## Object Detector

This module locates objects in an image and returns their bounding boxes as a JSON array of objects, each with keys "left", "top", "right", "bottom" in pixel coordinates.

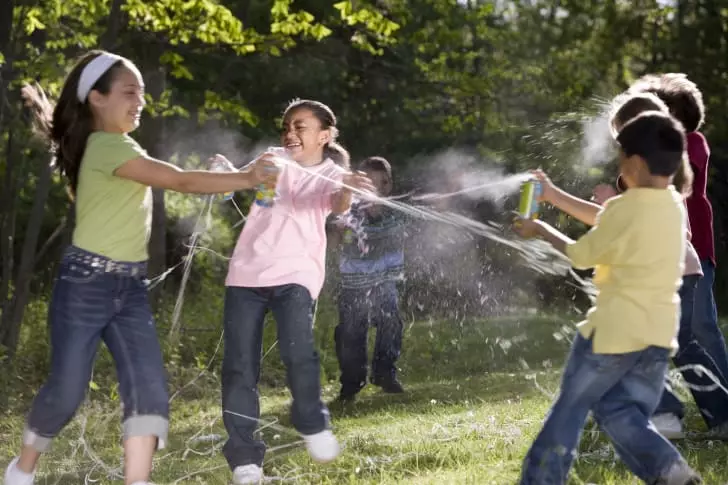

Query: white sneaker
[
  {"left": 302, "top": 430, "right": 340, "bottom": 463},
  {"left": 232, "top": 464, "right": 263, "bottom": 485},
  {"left": 652, "top": 413, "right": 685, "bottom": 440},
  {"left": 660, "top": 460, "right": 702, "bottom": 485},
  {"left": 4, "top": 458, "right": 35, "bottom": 485}
]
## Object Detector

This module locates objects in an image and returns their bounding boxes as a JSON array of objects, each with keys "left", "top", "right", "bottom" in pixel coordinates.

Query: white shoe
[
  {"left": 4, "top": 458, "right": 35, "bottom": 485},
  {"left": 652, "top": 413, "right": 685, "bottom": 440},
  {"left": 232, "top": 464, "right": 264, "bottom": 484},
  {"left": 302, "top": 430, "right": 340, "bottom": 463},
  {"left": 660, "top": 460, "right": 702, "bottom": 485}
]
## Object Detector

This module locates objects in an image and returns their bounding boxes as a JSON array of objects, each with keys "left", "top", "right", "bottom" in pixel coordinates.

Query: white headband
[{"left": 76, "top": 52, "right": 126, "bottom": 102}]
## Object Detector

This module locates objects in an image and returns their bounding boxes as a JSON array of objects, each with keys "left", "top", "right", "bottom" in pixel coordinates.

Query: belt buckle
[{"left": 104, "top": 260, "right": 117, "bottom": 273}]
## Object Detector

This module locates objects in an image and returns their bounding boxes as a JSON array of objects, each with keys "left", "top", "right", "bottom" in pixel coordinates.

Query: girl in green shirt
[{"left": 4, "top": 50, "right": 277, "bottom": 485}]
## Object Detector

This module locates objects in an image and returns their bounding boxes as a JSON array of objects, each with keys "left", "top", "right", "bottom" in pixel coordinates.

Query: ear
[
  {"left": 87, "top": 90, "right": 106, "bottom": 108},
  {"left": 318, "top": 129, "right": 331, "bottom": 146}
]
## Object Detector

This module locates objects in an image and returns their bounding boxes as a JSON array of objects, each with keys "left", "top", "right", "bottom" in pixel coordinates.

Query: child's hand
[
  {"left": 512, "top": 215, "right": 544, "bottom": 239},
  {"left": 592, "top": 184, "right": 617, "bottom": 205},
  {"left": 248, "top": 152, "right": 280, "bottom": 187},
  {"left": 530, "top": 169, "right": 556, "bottom": 203},
  {"left": 342, "top": 171, "right": 376, "bottom": 195}
]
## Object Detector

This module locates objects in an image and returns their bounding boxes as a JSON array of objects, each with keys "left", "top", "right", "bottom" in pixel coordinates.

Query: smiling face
[
  {"left": 280, "top": 108, "right": 330, "bottom": 164},
  {"left": 88, "top": 62, "right": 145, "bottom": 134}
]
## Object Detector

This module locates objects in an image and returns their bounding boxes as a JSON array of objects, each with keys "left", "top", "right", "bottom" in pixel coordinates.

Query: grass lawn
[{"left": 1, "top": 313, "right": 727, "bottom": 484}]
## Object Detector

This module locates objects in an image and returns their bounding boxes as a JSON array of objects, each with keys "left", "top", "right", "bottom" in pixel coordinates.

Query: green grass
[{"left": 2, "top": 313, "right": 727, "bottom": 484}]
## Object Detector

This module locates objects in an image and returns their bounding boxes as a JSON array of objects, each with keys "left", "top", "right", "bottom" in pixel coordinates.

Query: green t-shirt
[{"left": 73, "top": 132, "right": 151, "bottom": 262}]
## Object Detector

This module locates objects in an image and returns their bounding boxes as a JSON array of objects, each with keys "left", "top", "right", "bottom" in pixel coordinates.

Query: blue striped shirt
[{"left": 338, "top": 202, "right": 405, "bottom": 289}]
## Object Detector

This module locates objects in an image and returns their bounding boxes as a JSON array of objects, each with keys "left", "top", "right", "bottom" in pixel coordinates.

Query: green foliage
[
  {"left": 3, "top": 0, "right": 728, "bottom": 379},
  {"left": 124, "top": 0, "right": 261, "bottom": 53}
]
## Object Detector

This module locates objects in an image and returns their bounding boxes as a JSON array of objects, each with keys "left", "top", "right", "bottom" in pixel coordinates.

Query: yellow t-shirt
[
  {"left": 73, "top": 132, "right": 151, "bottom": 262},
  {"left": 566, "top": 187, "right": 686, "bottom": 354}
]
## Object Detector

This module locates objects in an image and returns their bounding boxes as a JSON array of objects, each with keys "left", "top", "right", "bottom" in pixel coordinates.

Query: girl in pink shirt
[{"left": 220, "top": 100, "right": 373, "bottom": 485}]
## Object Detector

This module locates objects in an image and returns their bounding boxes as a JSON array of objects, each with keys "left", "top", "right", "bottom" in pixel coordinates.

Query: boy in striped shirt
[{"left": 333, "top": 157, "right": 406, "bottom": 402}]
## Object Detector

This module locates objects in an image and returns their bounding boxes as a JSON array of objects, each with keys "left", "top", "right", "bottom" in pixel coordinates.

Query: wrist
[
  {"left": 545, "top": 185, "right": 562, "bottom": 204},
  {"left": 238, "top": 169, "right": 257, "bottom": 190}
]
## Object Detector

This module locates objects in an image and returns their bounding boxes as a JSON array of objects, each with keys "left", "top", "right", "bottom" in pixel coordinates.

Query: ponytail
[
  {"left": 324, "top": 141, "right": 350, "bottom": 169},
  {"left": 21, "top": 83, "right": 53, "bottom": 143}
]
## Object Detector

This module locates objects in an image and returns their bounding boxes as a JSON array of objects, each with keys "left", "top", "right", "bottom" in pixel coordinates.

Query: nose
[{"left": 138, "top": 93, "right": 147, "bottom": 108}]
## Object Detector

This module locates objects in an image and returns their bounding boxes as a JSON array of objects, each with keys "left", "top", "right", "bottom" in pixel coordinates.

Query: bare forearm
[
  {"left": 537, "top": 221, "right": 574, "bottom": 255},
  {"left": 115, "top": 156, "right": 259, "bottom": 194},
  {"left": 548, "top": 187, "right": 601, "bottom": 226},
  {"left": 174, "top": 169, "right": 257, "bottom": 194}
]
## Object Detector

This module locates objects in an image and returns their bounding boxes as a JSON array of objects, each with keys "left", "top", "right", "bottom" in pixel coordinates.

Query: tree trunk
[
  {"left": 0, "top": 0, "right": 15, "bottom": 130},
  {"left": 0, "top": 128, "right": 17, "bottom": 330},
  {"left": 100, "top": 0, "right": 125, "bottom": 50},
  {"left": 142, "top": 58, "right": 168, "bottom": 307},
  {"left": 2, "top": 158, "right": 53, "bottom": 356}
]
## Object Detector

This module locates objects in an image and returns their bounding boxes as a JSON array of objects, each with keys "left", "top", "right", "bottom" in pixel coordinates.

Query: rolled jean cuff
[
  {"left": 123, "top": 414, "right": 169, "bottom": 450},
  {"left": 23, "top": 427, "right": 53, "bottom": 452}
]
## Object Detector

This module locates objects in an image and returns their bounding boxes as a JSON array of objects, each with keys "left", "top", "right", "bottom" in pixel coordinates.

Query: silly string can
[
  {"left": 518, "top": 179, "right": 542, "bottom": 219},
  {"left": 254, "top": 147, "right": 286, "bottom": 208},
  {"left": 254, "top": 182, "right": 277, "bottom": 207}
]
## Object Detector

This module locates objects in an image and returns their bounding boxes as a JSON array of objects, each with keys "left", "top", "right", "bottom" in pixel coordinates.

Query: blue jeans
[
  {"left": 335, "top": 281, "right": 403, "bottom": 394},
  {"left": 656, "top": 275, "right": 728, "bottom": 428},
  {"left": 692, "top": 260, "right": 728, "bottom": 382},
  {"left": 221, "top": 284, "right": 330, "bottom": 469},
  {"left": 24, "top": 246, "right": 169, "bottom": 452},
  {"left": 520, "top": 334, "right": 684, "bottom": 484}
]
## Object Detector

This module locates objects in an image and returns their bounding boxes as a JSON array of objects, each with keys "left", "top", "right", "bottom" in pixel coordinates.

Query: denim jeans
[
  {"left": 520, "top": 334, "right": 684, "bottom": 484},
  {"left": 221, "top": 284, "right": 330, "bottom": 469},
  {"left": 335, "top": 281, "right": 403, "bottom": 394},
  {"left": 24, "top": 246, "right": 169, "bottom": 452},
  {"left": 655, "top": 274, "right": 728, "bottom": 428},
  {"left": 691, "top": 260, "right": 728, "bottom": 382}
]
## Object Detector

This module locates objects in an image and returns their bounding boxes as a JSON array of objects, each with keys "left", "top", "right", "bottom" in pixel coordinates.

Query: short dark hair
[
  {"left": 358, "top": 156, "right": 392, "bottom": 178},
  {"left": 616, "top": 111, "right": 685, "bottom": 177},
  {"left": 610, "top": 92, "right": 667, "bottom": 132},
  {"left": 629, "top": 73, "right": 705, "bottom": 133}
]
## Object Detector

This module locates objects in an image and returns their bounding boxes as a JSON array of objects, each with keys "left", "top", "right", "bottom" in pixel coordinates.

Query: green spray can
[{"left": 518, "top": 179, "right": 542, "bottom": 219}]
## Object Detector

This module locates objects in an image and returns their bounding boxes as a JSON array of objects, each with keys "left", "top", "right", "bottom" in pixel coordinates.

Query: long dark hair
[
  {"left": 21, "top": 50, "right": 124, "bottom": 198},
  {"left": 282, "top": 99, "right": 350, "bottom": 169}
]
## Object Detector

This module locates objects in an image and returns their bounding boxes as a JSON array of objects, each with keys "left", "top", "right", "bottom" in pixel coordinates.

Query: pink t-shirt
[{"left": 225, "top": 159, "right": 346, "bottom": 299}]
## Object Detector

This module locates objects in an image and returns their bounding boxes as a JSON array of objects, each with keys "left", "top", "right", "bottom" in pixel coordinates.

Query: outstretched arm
[
  {"left": 330, "top": 171, "right": 376, "bottom": 215},
  {"left": 533, "top": 170, "right": 602, "bottom": 226},
  {"left": 513, "top": 218, "right": 574, "bottom": 255},
  {"left": 115, "top": 153, "right": 277, "bottom": 194}
]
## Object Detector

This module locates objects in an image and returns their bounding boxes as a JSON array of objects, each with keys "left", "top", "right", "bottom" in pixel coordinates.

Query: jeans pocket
[
  {"left": 585, "top": 350, "right": 627, "bottom": 373},
  {"left": 637, "top": 347, "right": 670, "bottom": 378},
  {"left": 59, "top": 261, "right": 102, "bottom": 284}
]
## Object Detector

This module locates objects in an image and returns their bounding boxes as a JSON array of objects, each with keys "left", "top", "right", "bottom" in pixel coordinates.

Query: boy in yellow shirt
[{"left": 515, "top": 111, "right": 701, "bottom": 485}]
